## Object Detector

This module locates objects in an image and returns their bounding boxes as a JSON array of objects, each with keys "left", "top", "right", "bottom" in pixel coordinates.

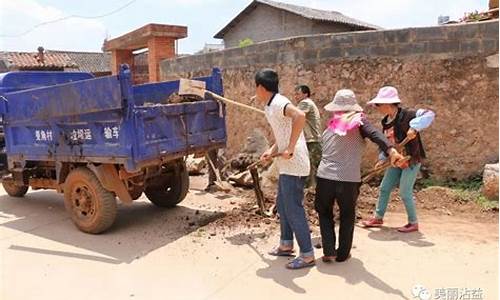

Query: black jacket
[{"left": 381, "top": 107, "right": 426, "bottom": 164}]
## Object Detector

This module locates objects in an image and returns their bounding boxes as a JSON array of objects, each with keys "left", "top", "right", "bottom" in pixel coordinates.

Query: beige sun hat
[{"left": 324, "top": 89, "right": 363, "bottom": 112}]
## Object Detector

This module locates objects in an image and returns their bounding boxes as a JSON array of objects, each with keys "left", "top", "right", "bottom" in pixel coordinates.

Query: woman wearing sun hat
[
  {"left": 362, "top": 86, "right": 435, "bottom": 233},
  {"left": 315, "top": 89, "right": 404, "bottom": 263}
]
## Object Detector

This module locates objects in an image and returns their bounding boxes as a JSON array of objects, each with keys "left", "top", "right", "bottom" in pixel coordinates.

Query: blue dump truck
[{"left": 0, "top": 65, "right": 226, "bottom": 233}]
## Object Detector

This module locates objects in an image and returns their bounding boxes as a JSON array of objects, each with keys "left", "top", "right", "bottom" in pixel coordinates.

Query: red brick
[
  {"left": 110, "top": 49, "right": 134, "bottom": 75},
  {"left": 147, "top": 37, "right": 175, "bottom": 82}
]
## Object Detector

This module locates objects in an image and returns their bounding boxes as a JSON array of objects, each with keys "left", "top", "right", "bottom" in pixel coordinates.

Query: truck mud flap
[{"left": 88, "top": 164, "right": 133, "bottom": 203}]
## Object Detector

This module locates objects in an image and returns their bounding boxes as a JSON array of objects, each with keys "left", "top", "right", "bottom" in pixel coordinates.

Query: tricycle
[{"left": 0, "top": 65, "right": 226, "bottom": 233}]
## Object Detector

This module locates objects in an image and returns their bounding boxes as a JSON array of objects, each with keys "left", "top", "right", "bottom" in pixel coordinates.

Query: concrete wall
[
  {"left": 223, "top": 4, "right": 362, "bottom": 48},
  {"left": 161, "top": 20, "right": 499, "bottom": 180}
]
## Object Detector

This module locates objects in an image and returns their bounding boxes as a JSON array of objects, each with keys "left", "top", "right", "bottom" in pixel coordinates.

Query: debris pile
[
  {"left": 186, "top": 155, "right": 207, "bottom": 175},
  {"left": 203, "top": 182, "right": 498, "bottom": 234},
  {"left": 191, "top": 134, "right": 498, "bottom": 235},
  {"left": 227, "top": 129, "right": 270, "bottom": 187}
]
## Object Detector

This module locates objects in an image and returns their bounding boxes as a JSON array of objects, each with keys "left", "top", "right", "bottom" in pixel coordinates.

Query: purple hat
[{"left": 367, "top": 86, "right": 401, "bottom": 105}]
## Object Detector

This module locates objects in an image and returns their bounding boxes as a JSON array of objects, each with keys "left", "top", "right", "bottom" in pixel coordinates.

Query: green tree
[{"left": 238, "top": 38, "right": 254, "bottom": 48}]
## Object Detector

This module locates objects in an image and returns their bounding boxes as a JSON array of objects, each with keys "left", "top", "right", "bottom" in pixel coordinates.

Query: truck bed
[{"left": 0, "top": 66, "right": 226, "bottom": 172}]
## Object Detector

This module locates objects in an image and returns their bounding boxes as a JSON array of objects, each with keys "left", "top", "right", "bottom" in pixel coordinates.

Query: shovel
[
  {"left": 362, "top": 136, "right": 413, "bottom": 183},
  {"left": 205, "top": 154, "right": 233, "bottom": 192},
  {"left": 178, "top": 78, "right": 265, "bottom": 115},
  {"left": 246, "top": 153, "right": 282, "bottom": 217},
  {"left": 228, "top": 152, "right": 282, "bottom": 179},
  {"left": 248, "top": 167, "right": 273, "bottom": 217},
  {"left": 245, "top": 152, "right": 283, "bottom": 171}
]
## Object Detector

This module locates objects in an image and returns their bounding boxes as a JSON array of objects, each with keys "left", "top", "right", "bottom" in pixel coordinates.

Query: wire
[{"left": 0, "top": 0, "right": 138, "bottom": 38}]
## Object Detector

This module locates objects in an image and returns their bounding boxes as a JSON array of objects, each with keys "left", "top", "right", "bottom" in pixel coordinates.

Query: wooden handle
[
  {"left": 362, "top": 136, "right": 414, "bottom": 180},
  {"left": 206, "top": 91, "right": 265, "bottom": 115},
  {"left": 362, "top": 156, "right": 411, "bottom": 183},
  {"left": 249, "top": 167, "right": 267, "bottom": 216},
  {"left": 246, "top": 153, "right": 282, "bottom": 170},
  {"left": 206, "top": 154, "right": 222, "bottom": 182}
]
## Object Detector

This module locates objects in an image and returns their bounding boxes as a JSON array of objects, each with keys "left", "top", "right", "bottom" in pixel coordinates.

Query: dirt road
[{"left": 0, "top": 176, "right": 498, "bottom": 300}]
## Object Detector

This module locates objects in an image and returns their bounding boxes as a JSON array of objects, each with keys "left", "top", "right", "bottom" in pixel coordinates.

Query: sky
[{"left": 0, "top": 0, "right": 488, "bottom": 54}]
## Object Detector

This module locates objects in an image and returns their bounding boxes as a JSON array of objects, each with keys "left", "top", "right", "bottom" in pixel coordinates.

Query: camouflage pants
[{"left": 306, "top": 142, "right": 322, "bottom": 188}]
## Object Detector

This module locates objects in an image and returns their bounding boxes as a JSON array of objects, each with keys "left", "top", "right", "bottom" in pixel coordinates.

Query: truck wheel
[
  {"left": 64, "top": 167, "right": 117, "bottom": 234},
  {"left": 2, "top": 181, "right": 29, "bottom": 197},
  {"left": 145, "top": 161, "right": 189, "bottom": 208}
]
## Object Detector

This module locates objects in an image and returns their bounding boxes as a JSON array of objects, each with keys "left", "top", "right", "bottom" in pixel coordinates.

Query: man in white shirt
[{"left": 255, "top": 69, "right": 315, "bottom": 270}]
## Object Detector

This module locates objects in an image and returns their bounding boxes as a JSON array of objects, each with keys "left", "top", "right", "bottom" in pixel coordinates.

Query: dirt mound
[
  {"left": 417, "top": 186, "right": 464, "bottom": 204},
  {"left": 415, "top": 186, "right": 498, "bottom": 220},
  {"left": 209, "top": 183, "right": 498, "bottom": 232}
]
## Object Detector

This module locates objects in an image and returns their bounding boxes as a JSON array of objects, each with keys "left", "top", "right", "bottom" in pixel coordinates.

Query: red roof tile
[{"left": 0, "top": 51, "right": 78, "bottom": 69}]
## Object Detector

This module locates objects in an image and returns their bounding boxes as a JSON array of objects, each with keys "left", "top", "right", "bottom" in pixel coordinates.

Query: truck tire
[
  {"left": 145, "top": 161, "right": 189, "bottom": 208},
  {"left": 63, "top": 167, "right": 117, "bottom": 234},
  {"left": 2, "top": 181, "right": 29, "bottom": 197}
]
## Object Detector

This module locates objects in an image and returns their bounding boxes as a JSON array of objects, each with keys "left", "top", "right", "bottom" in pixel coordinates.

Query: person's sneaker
[
  {"left": 397, "top": 223, "right": 419, "bottom": 233},
  {"left": 362, "top": 217, "right": 384, "bottom": 227}
]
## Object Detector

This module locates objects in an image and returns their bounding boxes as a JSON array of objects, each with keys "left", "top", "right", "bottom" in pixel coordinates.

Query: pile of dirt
[
  {"left": 213, "top": 184, "right": 388, "bottom": 229},
  {"left": 206, "top": 183, "right": 498, "bottom": 232},
  {"left": 357, "top": 184, "right": 498, "bottom": 221},
  {"left": 228, "top": 129, "right": 269, "bottom": 172},
  {"left": 414, "top": 186, "right": 498, "bottom": 220},
  {"left": 208, "top": 189, "right": 278, "bottom": 230}
]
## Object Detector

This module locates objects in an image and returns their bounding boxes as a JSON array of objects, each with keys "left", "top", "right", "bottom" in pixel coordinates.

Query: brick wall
[
  {"left": 133, "top": 52, "right": 149, "bottom": 84},
  {"left": 160, "top": 20, "right": 499, "bottom": 180},
  {"left": 148, "top": 37, "right": 175, "bottom": 82},
  {"left": 110, "top": 49, "right": 134, "bottom": 75}
]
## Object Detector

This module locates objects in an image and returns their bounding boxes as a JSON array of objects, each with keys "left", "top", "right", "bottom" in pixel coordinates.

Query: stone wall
[{"left": 160, "top": 20, "right": 499, "bottom": 180}]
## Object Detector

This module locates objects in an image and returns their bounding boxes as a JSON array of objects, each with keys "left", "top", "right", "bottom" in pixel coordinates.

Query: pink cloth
[{"left": 327, "top": 112, "right": 365, "bottom": 136}]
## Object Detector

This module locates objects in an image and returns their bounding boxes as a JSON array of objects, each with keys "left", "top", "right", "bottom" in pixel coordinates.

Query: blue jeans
[
  {"left": 375, "top": 163, "right": 421, "bottom": 224},
  {"left": 277, "top": 174, "right": 314, "bottom": 257}
]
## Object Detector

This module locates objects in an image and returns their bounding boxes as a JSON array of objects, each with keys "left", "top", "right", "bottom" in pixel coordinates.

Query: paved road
[{"left": 0, "top": 176, "right": 498, "bottom": 300}]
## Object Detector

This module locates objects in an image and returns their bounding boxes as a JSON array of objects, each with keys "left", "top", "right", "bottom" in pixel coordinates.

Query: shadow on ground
[
  {"left": 360, "top": 225, "right": 436, "bottom": 248},
  {"left": 226, "top": 232, "right": 410, "bottom": 299},
  {"left": 226, "top": 232, "right": 311, "bottom": 294},
  {"left": 0, "top": 190, "right": 224, "bottom": 264},
  {"left": 316, "top": 257, "right": 410, "bottom": 300}
]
